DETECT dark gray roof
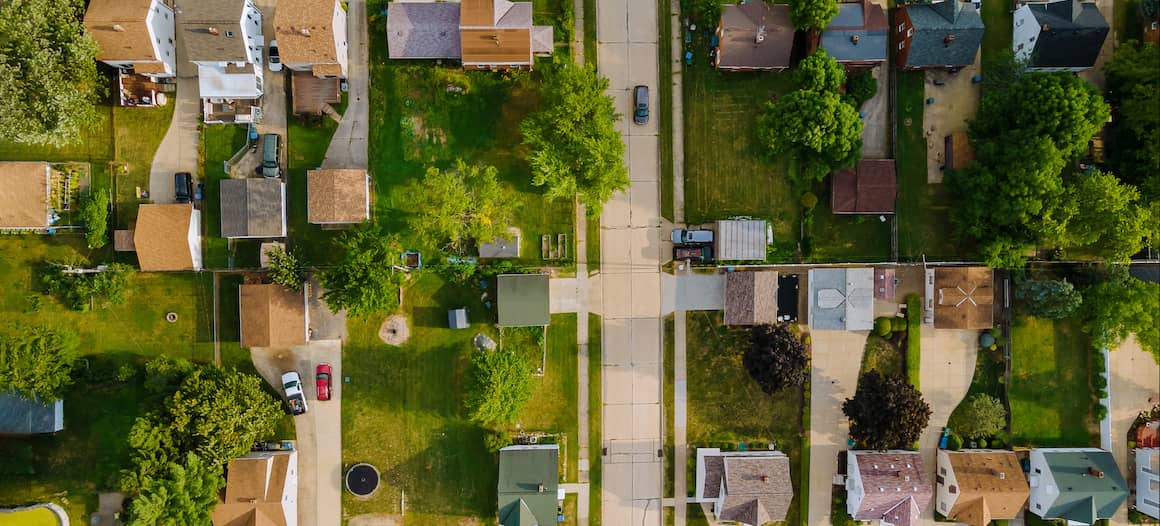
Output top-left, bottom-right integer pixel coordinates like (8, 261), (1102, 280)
(902, 1), (985, 68)
(1026, 1), (1108, 69)
(497, 274), (550, 327)
(0, 393), (63, 435)
(498, 445), (559, 526)
(822, 2), (889, 63)
(716, 2), (795, 70)
(386, 3), (461, 59)
(1130, 263), (1160, 283)
(220, 178), (286, 238)
(480, 234), (520, 259)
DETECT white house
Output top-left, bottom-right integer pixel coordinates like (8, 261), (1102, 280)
(1027, 448), (1128, 524)
(211, 450), (297, 526)
(1013, 0), (1109, 71)
(1137, 448), (1160, 519)
(84, 0), (177, 78)
(179, 0), (265, 123)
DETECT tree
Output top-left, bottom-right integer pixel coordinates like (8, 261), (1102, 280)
(264, 246), (305, 291)
(42, 262), (134, 311)
(789, 0), (840, 30)
(0, 0), (102, 145)
(408, 160), (515, 254)
(79, 192), (110, 249)
(1082, 268), (1160, 362)
(743, 324), (809, 394)
(125, 452), (224, 526)
(793, 50), (846, 94)
(1064, 170), (1154, 261)
(1104, 43), (1160, 199)
(521, 62), (628, 213)
(319, 224), (405, 317)
(842, 370), (932, 449)
(758, 90), (863, 184)
(0, 326), (80, 399)
(949, 394), (1007, 440)
(1014, 278), (1083, 320)
(969, 72), (1109, 159)
(845, 71), (878, 108)
(465, 349), (533, 426)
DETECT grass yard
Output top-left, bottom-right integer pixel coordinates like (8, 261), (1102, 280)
(1008, 315), (1097, 447)
(587, 313), (602, 525)
(947, 346), (1006, 437)
(286, 112), (343, 266)
(110, 105), (176, 229)
(507, 314), (580, 482)
(663, 315), (675, 498)
(685, 311), (804, 525)
(980, 0), (1015, 68)
(200, 124), (248, 269)
(658, 0), (674, 221)
(808, 197), (892, 262)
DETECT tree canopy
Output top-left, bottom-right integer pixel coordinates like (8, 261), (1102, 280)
(42, 262), (134, 311)
(465, 349), (533, 426)
(0, 326), (80, 399)
(843, 370), (932, 449)
(408, 160), (515, 254)
(319, 225), (405, 317)
(1081, 267), (1159, 362)
(125, 452), (225, 526)
(743, 324), (809, 394)
(264, 246), (305, 292)
(1014, 277), (1083, 320)
(0, 0), (102, 145)
(789, 0), (840, 31)
(521, 62), (628, 213)
(1104, 43), (1160, 200)
(948, 394), (1007, 440)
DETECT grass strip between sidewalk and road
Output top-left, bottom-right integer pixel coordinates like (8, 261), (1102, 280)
(588, 313), (603, 525)
(658, 0), (674, 221)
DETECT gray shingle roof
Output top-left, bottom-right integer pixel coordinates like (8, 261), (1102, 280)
(386, 3), (461, 59)
(220, 178), (286, 238)
(1039, 449), (1129, 522)
(822, 1), (889, 63)
(1025, 1), (1108, 69)
(716, 2), (794, 70)
(902, 1), (985, 68)
(178, 0), (250, 62)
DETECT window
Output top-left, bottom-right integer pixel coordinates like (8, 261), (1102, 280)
(907, 28), (914, 37)
(1036, 503), (1042, 510)
(898, 23), (906, 33)
(898, 42), (905, 50)
(1016, 18), (1023, 27)
(225, 31), (234, 38)
(940, 502), (947, 512)
(1035, 468), (1041, 474)
(949, 485), (957, 494)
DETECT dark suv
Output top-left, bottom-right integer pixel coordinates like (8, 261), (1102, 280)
(633, 85), (649, 125)
(174, 172), (193, 203)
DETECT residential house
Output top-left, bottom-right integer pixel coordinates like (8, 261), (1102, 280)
(497, 274), (550, 327)
(211, 450), (298, 526)
(0, 393), (63, 436)
(307, 169), (369, 225)
(1027, 448), (1129, 524)
(724, 271), (779, 326)
(831, 159), (897, 214)
(715, 219), (768, 261)
(239, 283), (308, 348)
(847, 450), (933, 526)
(692, 449), (794, 526)
(386, 0), (554, 71)
(935, 450), (1030, 526)
(808, 268), (875, 331)
(275, 0), (348, 114)
(1135, 420), (1159, 519)
(820, 0), (889, 68)
(0, 162), (51, 231)
(179, 0), (265, 123)
(715, 2), (795, 71)
(220, 178), (287, 239)
(1013, 0), (1109, 71)
(133, 204), (203, 271)
(895, 0), (985, 70)
(84, 0), (177, 106)
(925, 266), (993, 329)
(497, 444), (560, 526)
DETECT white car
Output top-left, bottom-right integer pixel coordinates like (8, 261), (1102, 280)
(281, 371), (307, 415)
(268, 40), (282, 72)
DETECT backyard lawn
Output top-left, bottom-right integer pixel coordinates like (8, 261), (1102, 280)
(201, 124), (249, 268)
(286, 111), (343, 266)
(980, 0), (1015, 68)
(1008, 315), (1098, 447)
(808, 196), (892, 262)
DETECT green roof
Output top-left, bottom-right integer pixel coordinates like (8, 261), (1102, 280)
(497, 445), (559, 526)
(497, 274), (550, 327)
(1042, 450), (1128, 521)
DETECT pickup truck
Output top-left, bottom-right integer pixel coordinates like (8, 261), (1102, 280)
(674, 245), (713, 262)
(281, 371), (308, 416)
(671, 229), (714, 244)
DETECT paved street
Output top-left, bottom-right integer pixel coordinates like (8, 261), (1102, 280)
(807, 330), (867, 526)
(322, 0), (369, 169)
(1108, 336), (1160, 525)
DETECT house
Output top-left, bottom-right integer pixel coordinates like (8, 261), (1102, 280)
(935, 450), (1029, 526)
(0, 162), (51, 231)
(497, 444), (560, 526)
(895, 0), (985, 70)
(807, 268), (875, 331)
(497, 274), (550, 327)
(275, 0), (348, 114)
(847, 450), (932, 526)
(211, 450), (298, 526)
(179, 0), (265, 123)
(240, 283), (308, 348)
(386, 0), (555, 71)
(84, 0), (176, 107)
(1013, 0), (1108, 71)
(724, 271), (778, 326)
(715, 219), (768, 261)
(221, 178), (287, 239)
(820, 0), (889, 68)
(134, 204), (203, 271)
(307, 169), (369, 225)
(1136, 421), (1160, 519)
(831, 159), (897, 214)
(925, 266), (993, 329)
(715, 2), (794, 71)
(1027, 448), (1128, 524)
(0, 393), (63, 435)
(692, 449), (794, 525)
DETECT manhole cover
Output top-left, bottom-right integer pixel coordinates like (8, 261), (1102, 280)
(346, 463), (380, 497)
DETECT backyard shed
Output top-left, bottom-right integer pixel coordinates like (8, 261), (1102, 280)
(479, 228), (521, 259)
(497, 274), (550, 327)
(449, 308), (468, 329)
(724, 271), (778, 326)
(0, 161), (51, 230)
(945, 132), (974, 171)
(714, 220), (767, 261)
(831, 159), (897, 214)
(0, 393), (63, 435)
(807, 268), (874, 331)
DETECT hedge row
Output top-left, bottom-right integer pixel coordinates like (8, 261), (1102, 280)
(906, 294), (922, 389)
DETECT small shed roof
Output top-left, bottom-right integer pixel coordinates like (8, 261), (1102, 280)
(933, 266), (993, 329)
(0, 162), (50, 229)
(715, 220), (767, 261)
(0, 393), (63, 435)
(724, 271), (778, 326)
(497, 274), (550, 327)
(240, 283), (307, 348)
(449, 308), (469, 329)
(831, 159), (897, 214)
(307, 169), (369, 224)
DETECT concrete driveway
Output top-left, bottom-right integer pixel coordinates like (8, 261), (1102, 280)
(1108, 335), (1160, 525)
(807, 330), (868, 526)
(322, 0), (369, 169)
(250, 340), (343, 526)
(149, 77), (200, 203)
(859, 66), (890, 159)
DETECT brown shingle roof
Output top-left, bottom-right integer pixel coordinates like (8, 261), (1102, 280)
(461, 0), (498, 26)
(274, 0), (342, 67)
(831, 159), (897, 214)
(0, 162), (49, 229)
(716, 3), (794, 70)
(134, 204), (199, 271)
(943, 451), (1030, 526)
(933, 267), (994, 329)
(851, 451), (932, 523)
(307, 169), (369, 224)
(212, 452), (294, 526)
(724, 271), (778, 326)
(178, 0), (248, 62)
(461, 28), (531, 64)
(84, 0), (159, 62)
(240, 284), (307, 348)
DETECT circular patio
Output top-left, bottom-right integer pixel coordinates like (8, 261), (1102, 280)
(345, 463), (380, 498)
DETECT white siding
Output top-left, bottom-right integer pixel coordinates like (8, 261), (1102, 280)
(1012, 4), (1040, 63)
(188, 209), (204, 270)
(935, 451), (961, 516)
(332, 0), (349, 76)
(846, 452), (866, 516)
(1138, 448), (1160, 519)
(147, 0), (177, 76)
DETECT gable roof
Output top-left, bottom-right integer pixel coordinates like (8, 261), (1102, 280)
(1026, 1), (1109, 69)
(0, 393), (63, 435)
(1039, 449), (1129, 521)
(497, 274), (550, 327)
(808, 268), (875, 330)
(498, 445), (559, 526)
(240, 284), (307, 348)
(717, 455), (794, 525)
(0, 162), (50, 229)
(307, 169), (369, 224)
(821, 0), (889, 63)
(831, 159), (897, 214)
(902, 1), (985, 68)
(944, 451), (1030, 526)
(716, 3), (794, 69)
(386, 3), (462, 59)
(221, 179), (286, 238)
(212, 451), (295, 526)
(850, 451), (932, 523)
(724, 271), (778, 326)
(84, 0), (162, 62)
(178, 0), (250, 62)
(274, 0), (343, 66)
(134, 204), (199, 271)
(933, 266), (993, 329)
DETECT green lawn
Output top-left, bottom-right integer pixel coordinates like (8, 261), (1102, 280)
(1009, 315), (1097, 446)
(509, 314), (580, 482)
(685, 311), (804, 525)
(111, 105), (176, 229)
(200, 124), (248, 268)
(663, 315), (675, 498)
(861, 334), (904, 378)
(947, 346), (1006, 435)
(0, 507), (59, 526)
(587, 313), (602, 526)
(286, 112), (343, 266)
(658, 0), (674, 221)
(980, 0), (1015, 68)
(808, 197), (892, 262)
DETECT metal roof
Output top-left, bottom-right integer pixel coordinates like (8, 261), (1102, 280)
(715, 220), (767, 261)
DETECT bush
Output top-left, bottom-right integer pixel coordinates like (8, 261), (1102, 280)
(1094, 402), (1108, 421)
(891, 317), (907, 332)
(42, 262), (134, 311)
(989, 436), (1006, 449)
(976, 438), (988, 448)
(947, 433), (963, 450)
(905, 294), (922, 388)
(800, 191), (819, 210)
(484, 431), (510, 453)
(79, 192), (110, 249)
(873, 317), (893, 337)
(846, 71), (878, 108)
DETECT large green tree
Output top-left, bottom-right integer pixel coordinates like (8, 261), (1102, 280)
(0, 326), (80, 399)
(949, 394), (1006, 440)
(793, 49), (846, 94)
(743, 324), (809, 394)
(465, 349), (533, 426)
(969, 72), (1109, 159)
(408, 160), (515, 254)
(521, 62), (628, 213)
(0, 0), (102, 145)
(843, 370), (932, 449)
(789, 0), (840, 31)
(80, 192), (110, 249)
(1064, 171), (1154, 261)
(125, 453), (225, 526)
(758, 90), (863, 184)
(1104, 43), (1160, 199)
(1014, 277), (1083, 320)
(1082, 268), (1159, 362)
(319, 224), (405, 317)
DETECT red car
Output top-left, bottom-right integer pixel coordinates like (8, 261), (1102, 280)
(315, 363), (332, 401)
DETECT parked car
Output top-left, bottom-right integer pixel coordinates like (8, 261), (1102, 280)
(174, 172), (193, 203)
(674, 245), (713, 262)
(281, 371), (308, 415)
(633, 85), (649, 125)
(268, 40), (282, 72)
(316, 363), (332, 401)
(671, 229), (713, 244)
(258, 134), (281, 178)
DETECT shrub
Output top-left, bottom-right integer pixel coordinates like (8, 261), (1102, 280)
(1094, 403), (1108, 421)
(977, 438), (988, 448)
(484, 431), (511, 453)
(265, 246), (305, 291)
(874, 317), (893, 337)
(949, 393), (1007, 440)
(905, 294), (922, 388)
(846, 71), (878, 108)
(801, 191), (819, 210)
(947, 433), (963, 450)
(79, 191), (110, 249)
(42, 262), (134, 311)
(990, 436), (1006, 449)
(891, 317), (907, 332)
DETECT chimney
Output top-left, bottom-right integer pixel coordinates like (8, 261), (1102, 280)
(761, 475), (770, 483)
(1088, 467), (1105, 478)
(208, 27), (220, 36)
(299, 27), (311, 36)
(851, 34), (860, 45)
(537, 483), (545, 493)
(756, 25), (766, 43)
(1041, 23), (1050, 31)
(944, 34), (956, 47)
(998, 471), (1006, 480)
(112, 24), (126, 32)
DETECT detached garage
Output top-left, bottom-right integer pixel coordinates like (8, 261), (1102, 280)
(714, 220), (767, 261)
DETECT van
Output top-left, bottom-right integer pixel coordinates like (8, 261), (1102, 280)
(633, 85), (649, 125)
(260, 134), (281, 178)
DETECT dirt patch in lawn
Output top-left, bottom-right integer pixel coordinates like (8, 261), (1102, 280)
(378, 315), (410, 345)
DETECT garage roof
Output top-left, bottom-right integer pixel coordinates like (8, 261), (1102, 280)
(715, 220), (767, 261)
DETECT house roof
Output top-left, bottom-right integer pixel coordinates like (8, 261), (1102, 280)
(831, 159), (897, 214)
(461, 28), (532, 64)
(933, 266), (993, 329)
(1037, 449), (1129, 522)
(0, 162), (49, 229)
(715, 220), (767, 261)
(84, 0), (161, 62)
(274, 0), (342, 66)
(1026, 0), (1109, 69)
(717, 3), (794, 69)
(724, 271), (778, 326)
(696, 450), (793, 525)
(240, 284), (307, 348)
(307, 169), (369, 224)
(850, 451), (932, 523)
(902, 1), (985, 68)
(386, 3), (462, 59)
(807, 268), (875, 331)
(497, 274), (550, 327)
(821, 0), (889, 63)
(221, 178), (286, 238)
(178, 0), (249, 62)
(134, 204), (198, 271)
(480, 229), (521, 258)
(212, 451), (295, 526)
(0, 393), (63, 435)
(943, 451), (1030, 526)
(497, 445), (559, 526)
